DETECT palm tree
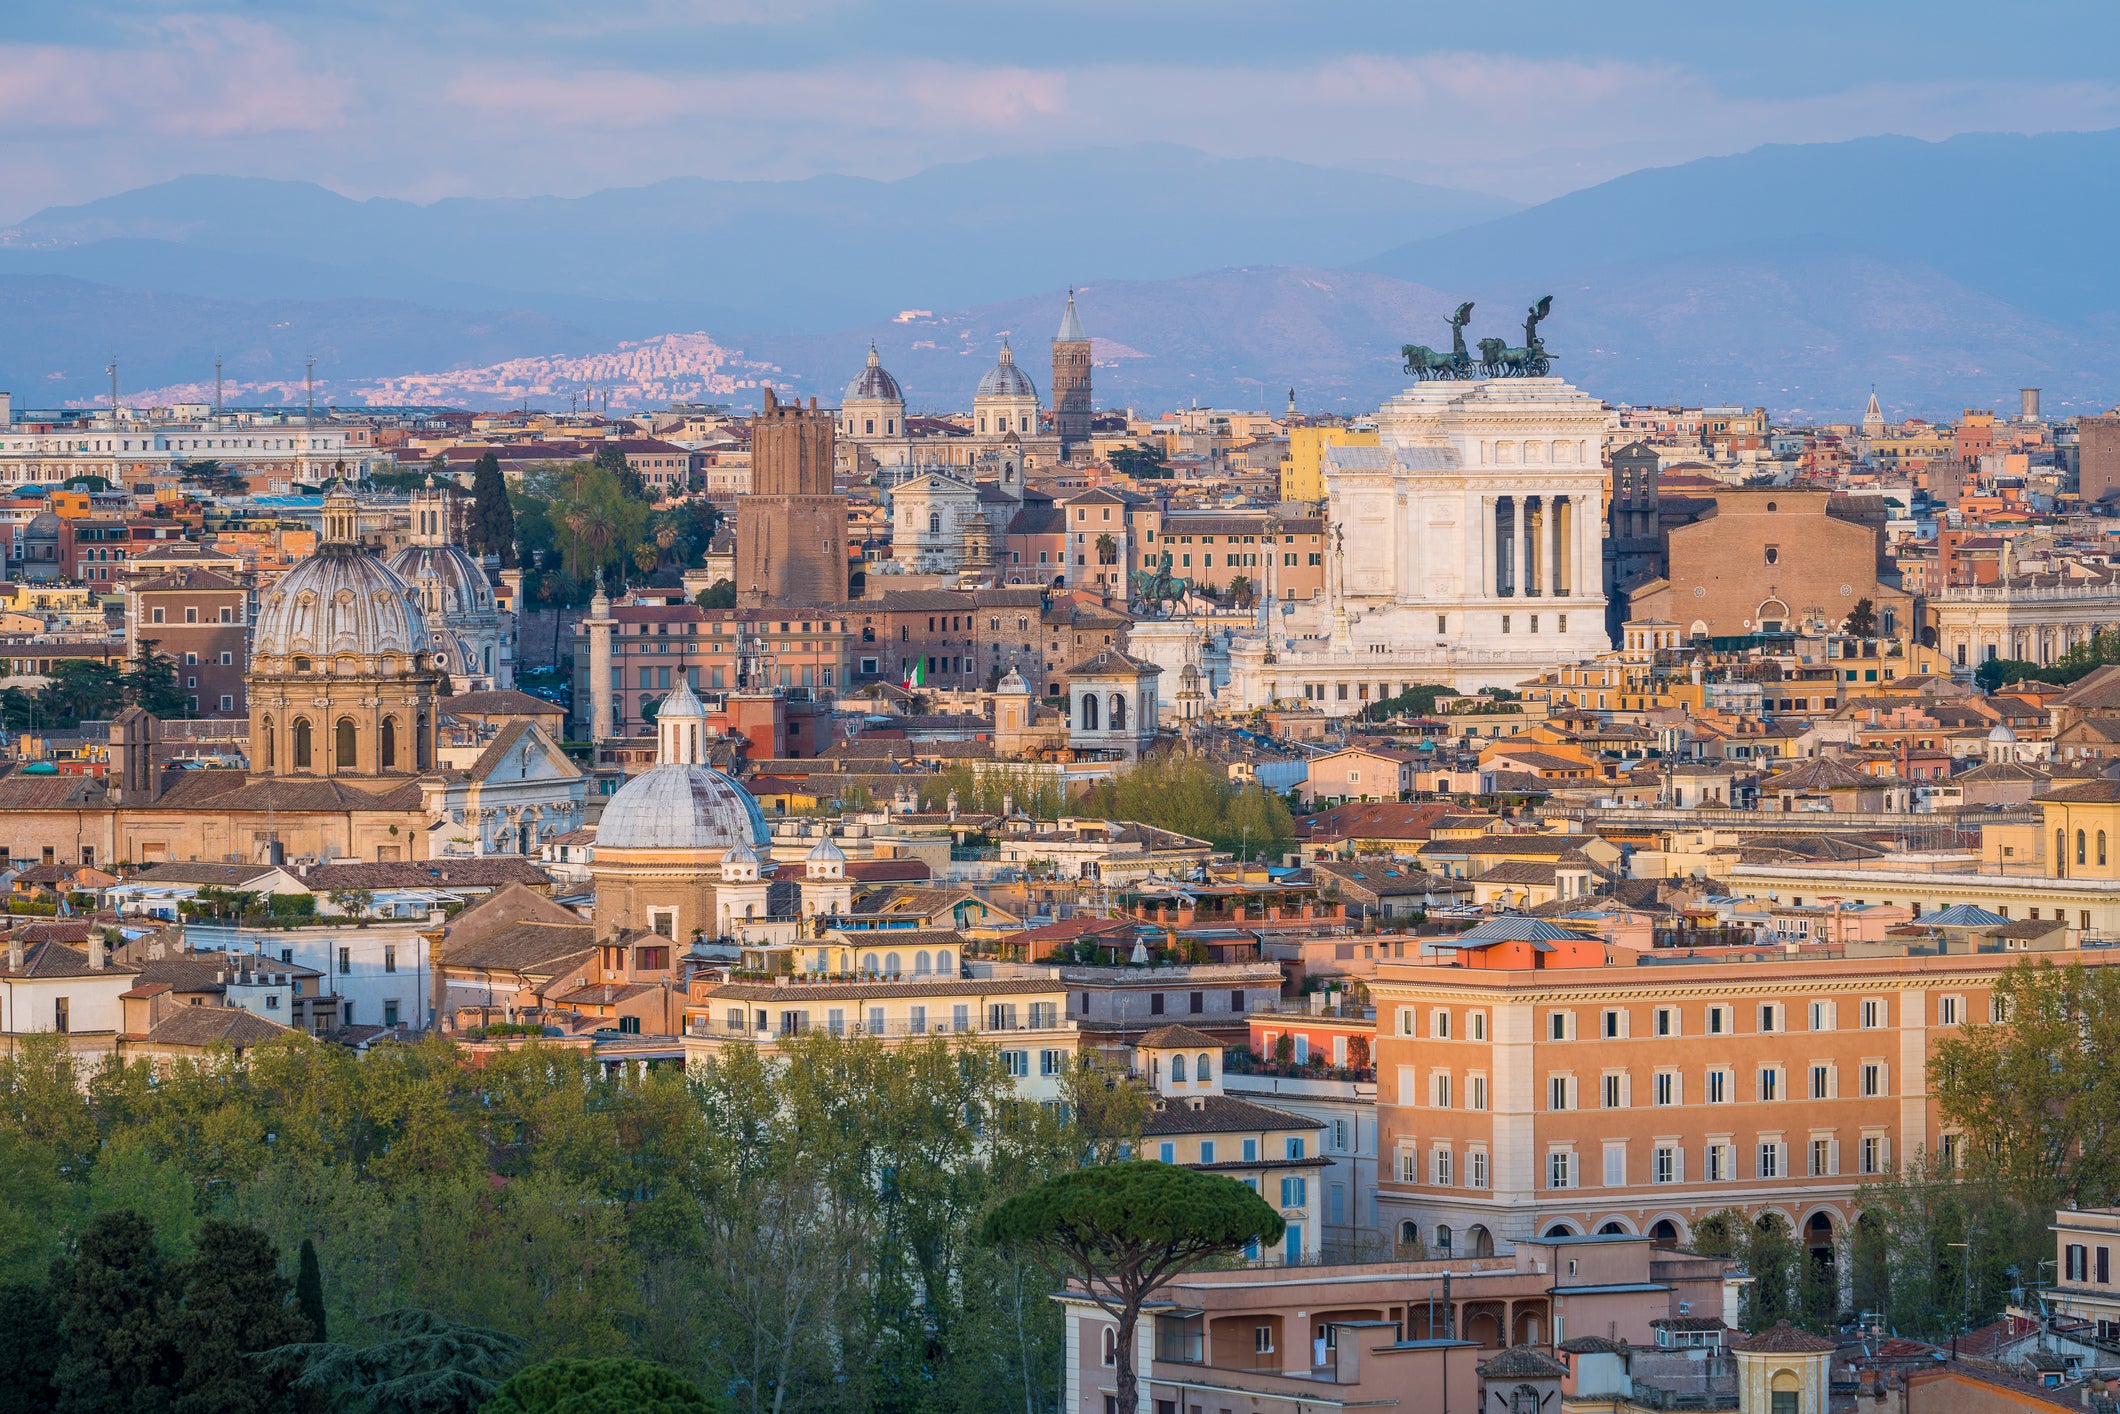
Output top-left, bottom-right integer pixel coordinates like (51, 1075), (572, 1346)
(633, 541), (660, 576)
(1095, 532), (1117, 565)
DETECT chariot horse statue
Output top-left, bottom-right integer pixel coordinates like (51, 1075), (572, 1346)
(1402, 302), (1477, 379)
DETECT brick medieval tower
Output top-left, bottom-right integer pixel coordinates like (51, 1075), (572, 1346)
(1051, 289), (1092, 461)
(737, 386), (848, 607)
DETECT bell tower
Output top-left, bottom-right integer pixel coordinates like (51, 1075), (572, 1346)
(1051, 289), (1092, 461)
(736, 386), (848, 607)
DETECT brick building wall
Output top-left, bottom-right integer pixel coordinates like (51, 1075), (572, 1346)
(127, 569), (249, 716)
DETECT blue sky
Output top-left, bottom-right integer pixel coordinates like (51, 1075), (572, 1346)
(5, 1), (2119, 218)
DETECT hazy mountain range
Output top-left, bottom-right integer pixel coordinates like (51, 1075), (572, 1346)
(1, 133), (2116, 421)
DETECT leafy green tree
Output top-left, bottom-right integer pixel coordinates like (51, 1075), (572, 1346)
(1931, 958), (2120, 1213)
(1107, 446), (1168, 479)
(124, 640), (187, 718)
(593, 444), (649, 501)
(466, 454), (515, 565)
(168, 1219), (313, 1414)
(1078, 756), (1295, 859)
(481, 1357), (714, 1414)
(982, 1163), (1284, 1414)
(693, 581), (735, 610)
(1841, 597), (1878, 637)
(51, 1208), (180, 1412)
(1363, 683), (1452, 721)
(0, 1280), (62, 1414)
(39, 659), (125, 728)
(271, 1307), (523, 1414)
(294, 1239), (326, 1342)
(543, 463), (650, 586)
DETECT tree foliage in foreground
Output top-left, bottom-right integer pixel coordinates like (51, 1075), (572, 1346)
(0, 1027), (1143, 1414)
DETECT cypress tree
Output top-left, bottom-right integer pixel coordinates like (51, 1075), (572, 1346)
(167, 1219), (309, 1414)
(467, 452), (516, 565)
(50, 1208), (178, 1413)
(0, 1280), (61, 1414)
(293, 1239), (325, 1343)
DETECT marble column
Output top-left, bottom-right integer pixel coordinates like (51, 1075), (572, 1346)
(1553, 496), (1572, 597)
(1524, 497), (1543, 597)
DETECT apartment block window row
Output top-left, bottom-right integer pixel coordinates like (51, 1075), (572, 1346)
(1527, 996), (1899, 1040)
(1398, 1007), (1487, 1040)
(1541, 1061), (1880, 1110)
(1525, 1135), (1883, 1189)
(1395, 1145), (1489, 1189)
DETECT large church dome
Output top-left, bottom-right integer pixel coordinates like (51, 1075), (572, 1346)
(976, 342), (1038, 401)
(385, 542), (496, 618)
(592, 679), (772, 852)
(252, 544), (431, 664)
(846, 344), (904, 402)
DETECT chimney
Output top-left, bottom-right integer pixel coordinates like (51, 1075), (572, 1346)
(6, 938), (21, 972)
(89, 938), (106, 970)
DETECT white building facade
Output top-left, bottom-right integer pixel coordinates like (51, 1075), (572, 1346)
(1227, 376), (1612, 708)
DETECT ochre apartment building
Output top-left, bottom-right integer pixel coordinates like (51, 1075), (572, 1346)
(1369, 944), (2120, 1261)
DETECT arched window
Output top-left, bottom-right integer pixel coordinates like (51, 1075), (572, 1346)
(1101, 1328), (1117, 1367)
(1171, 1054), (1187, 1082)
(1196, 1052), (1212, 1082)
(380, 716), (398, 769)
(261, 717), (275, 772)
(861, 952), (879, 975)
(1080, 694), (1100, 730)
(1110, 693), (1127, 730)
(335, 718), (357, 768)
(928, 512), (941, 534)
(914, 951), (932, 976)
(2102, 831), (2109, 867)
(416, 714), (430, 769)
(1399, 1220), (1419, 1246)
(2080, 829), (2088, 866)
(935, 950), (953, 973)
(1435, 1224), (1453, 1252)
(885, 952), (901, 976)
(2059, 829), (2069, 873)
(292, 718), (312, 769)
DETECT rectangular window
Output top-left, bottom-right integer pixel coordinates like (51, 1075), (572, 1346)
(1243, 1138), (1258, 1162)
(1810, 1138), (1835, 1177)
(1468, 1074), (1488, 1110)
(383, 1000), (400, 1027)
(1400, 1150), (1419, 1183)
(1706, 1068), (1730, 1104)
(1809, 1000), (1836, 1032)
(1654, 1146), (1677, 1184)
(1939, 995), (1961, 1025)
(1654, 1006), (1678, 1036)
(383, 946), (397, 973)
(1549, 1011), (1571, 1041)
(1860, 998), (1886, 1029)
(1811, 1064), (1833, 1100)
(2067, 1244), (2088, 1283)
(1286, 1137), (1305, 1160)
(1469, 1150), (1488, 1189)
(1861, 1062), (1885, 1097)
(1470, 1011), (1487, 1041)
(1706, 1143), (1731, 1182)
(1602, 1073), (1624, 1109)
(1860, 1136), (1885, 1174)
(1199, 1140), (1216, 1164)
(1603, 1145), (1626, 1187)
(1431, 1073), (1453, 1108)
(1433, 1010), (1452, 1039)
(1758, 1142), (1782, 1179)
(1159, 1141), (1176, 1164)
(1706, 1005), (1728, 1035)
(1602, 1008), (1623, 1038)
(1759, 1067), (1780, 1101)
(1654, 1071), (1679, 1106)
(1548, 1150), (1575, 1189)
(868, 1006), (886, 1033)
(1433, 1149), (1454, 1187)
(337, 947), (351, 975)
(1759, 1003), (1780, 1033)
(1279, 1176), (1308, 1207)
(1548, 1075), (1573, 1111)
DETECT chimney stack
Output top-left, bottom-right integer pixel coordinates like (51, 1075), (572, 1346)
(2021, 387), (2042, 421)
(89, 938), (106, 970)
(6, 938), (22, 972)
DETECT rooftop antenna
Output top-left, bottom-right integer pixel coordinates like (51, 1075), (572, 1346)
(215, 356), (223, 415)
(106, 358), (118, 425)
(305, 357), (315, 424)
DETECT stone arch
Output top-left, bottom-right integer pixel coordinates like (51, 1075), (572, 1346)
(1171, 1054), (1188, 1082)
(260, 716), (275, 772)
(292, 717), (313, 769)
(1080, 693), (1100, 730)
(1757, 598), (1791, 631)
(1648, 1216), (1686, 1247)
(380, 715), (399, 769)
(1196, 1051), (1212, 1081)
(1465, 1224), (1495, 1258)
(1541, 1221), (1578, 1238)
(335, 717), (358, 768)
(1596, 1218), (1635, 1235)
(1109, 692), (1128, 731)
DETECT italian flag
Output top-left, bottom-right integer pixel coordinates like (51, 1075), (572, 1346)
(903, 658), (925, 689)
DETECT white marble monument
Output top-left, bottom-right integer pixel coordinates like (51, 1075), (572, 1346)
(1226, 375), (1611, 712)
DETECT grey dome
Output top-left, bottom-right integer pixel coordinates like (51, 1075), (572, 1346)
(846, 344), (904, 402)
(806, 836), (846, 862)
(253, 544), (432, 662)
(976, 342), (1038, 401)
(385, 543), (496, 617)
(594, 763), (772, 852)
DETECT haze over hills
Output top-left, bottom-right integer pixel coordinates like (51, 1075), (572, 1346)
(0, 146), (1515, 339)
(2, 131), (2116, 420)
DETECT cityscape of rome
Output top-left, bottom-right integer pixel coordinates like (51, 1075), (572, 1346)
(7, 5), (2120, 1414)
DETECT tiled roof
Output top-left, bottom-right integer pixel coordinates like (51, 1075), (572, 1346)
(1729, 1323), (1836, 1354)
(1141, 1093), (1322, 1137)
(439, 920), (594, 975)
(0, 940), (140, 980)
(132, 1007), (299, 1049)
(1135, 1024), (1223, 1050)
(442, 689), (566, 718)
(304, 858), (553, 892)
(1477, 1346), (1569, 1378)
(124, 862), (290, 887)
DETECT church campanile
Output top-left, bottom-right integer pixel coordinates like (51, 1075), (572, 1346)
(1051, 289), (1092, 461)
(737, 386), (848, 607)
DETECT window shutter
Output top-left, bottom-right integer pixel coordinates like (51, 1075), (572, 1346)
(1398, 1066), (1418, 1106)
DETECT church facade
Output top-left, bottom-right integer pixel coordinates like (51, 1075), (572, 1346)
(1226, 375), (1612, 708)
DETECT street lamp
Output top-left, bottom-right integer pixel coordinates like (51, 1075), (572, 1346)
(1948, 1238), (1974, 1357)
